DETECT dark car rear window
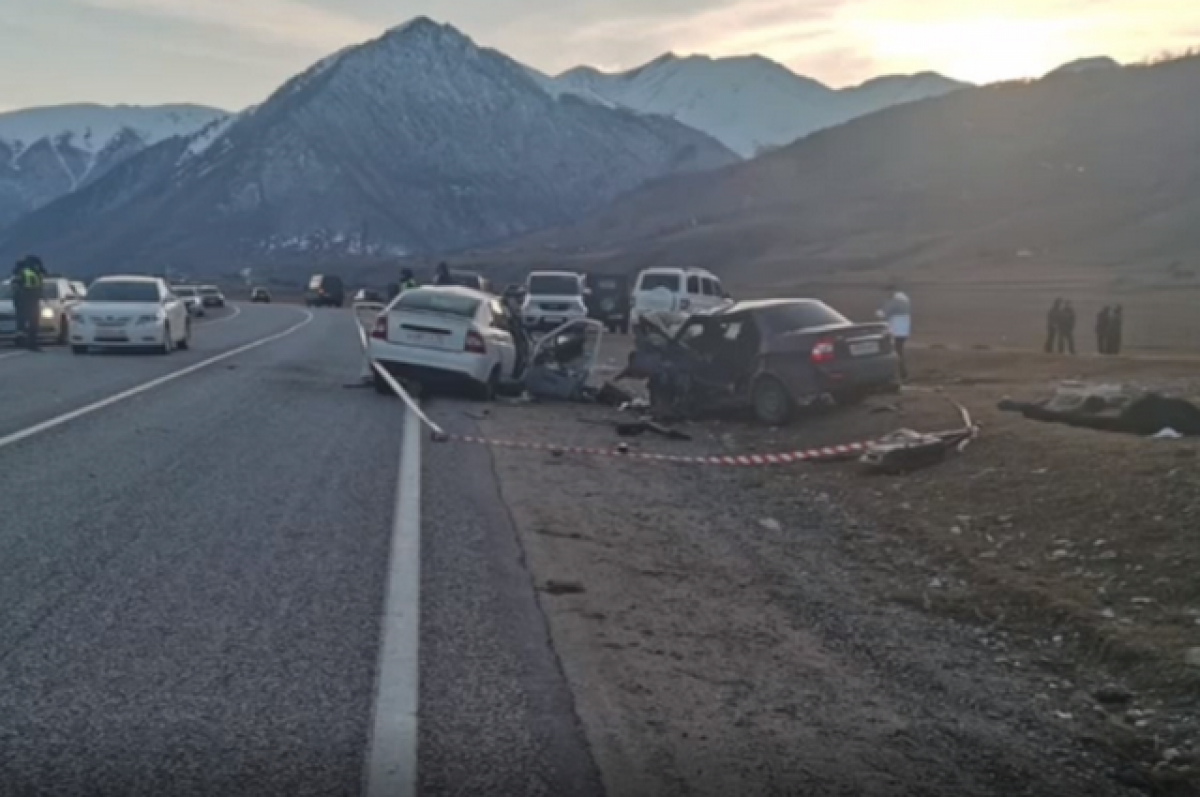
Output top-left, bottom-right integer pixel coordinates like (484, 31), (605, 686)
(756, 302), (849, 334)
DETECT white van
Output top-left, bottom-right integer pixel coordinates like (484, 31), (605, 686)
(522, 270), (589, 331)
(631, 267), (730, 328)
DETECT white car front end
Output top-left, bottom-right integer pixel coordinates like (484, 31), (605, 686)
(522, 294), (588, 331)
(71, 302), (172, 348)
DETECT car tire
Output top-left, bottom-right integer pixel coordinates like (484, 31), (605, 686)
(178, 320), (191, 350)
(71, 345), (87, 355)
(475, 366), (500, 402)
(159, 325), (174, 355)
(752, 375), (795, 426)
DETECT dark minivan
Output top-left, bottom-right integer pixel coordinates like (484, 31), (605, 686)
(306, 274), (345, 308)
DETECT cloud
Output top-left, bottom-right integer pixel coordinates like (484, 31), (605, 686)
(70, 0), (379, 51)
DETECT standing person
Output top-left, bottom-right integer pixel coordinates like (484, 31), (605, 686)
(1058, 300), (1077, 354)
(1095, 306), (1112, 354)
(11, 255), (46, 352)
(878, 284), (912, 382)
(399, 268), (419, 292)
(1108, 305), (1124, 355)
(433, 262), (454, 286)
(1044, 299), (1063, 354)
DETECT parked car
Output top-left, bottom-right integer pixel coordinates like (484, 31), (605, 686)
(250, 287), (272, 304)
(199, 285), (226, 308)
(522, 271), (588, 332)
(69, 276), (191, 354)
(631, 267), (729, 330)
(584, 273), (631, 334)
(306, 274), (344, 307)
(172, 286), (206, 317)
(626, 299), (898, 425)
(368, 286), (521, 400)
(352, 288), (385, 304)
(0, 277), (85, 345)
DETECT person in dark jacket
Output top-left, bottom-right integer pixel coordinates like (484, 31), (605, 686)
(1095, 306), (1112, 354)
(1107, 305), (1124, 355)
(1057, 300), (1076, 354)
(399, 268), (419, 292)
(1044, 299), (1063, 353)
(11, 255), (47, 351)
(433, 262), (454, 286)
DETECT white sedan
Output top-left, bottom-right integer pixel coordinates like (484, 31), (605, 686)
(367, 286), (520, 399)
(69, 276), (192, 354)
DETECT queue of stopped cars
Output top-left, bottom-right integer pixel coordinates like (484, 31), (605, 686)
(368, 286), (521, 399)
(69, 276), (192, 355)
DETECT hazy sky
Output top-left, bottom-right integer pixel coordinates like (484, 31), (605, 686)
(1, 0), (1197, 111)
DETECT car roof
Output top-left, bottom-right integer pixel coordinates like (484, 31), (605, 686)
(404, 285), (492, 300)
(696, 299), (825, 317)
(638, 267), (717, 277)
(94, 275), (161, 284)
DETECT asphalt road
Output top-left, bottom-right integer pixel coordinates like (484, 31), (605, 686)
(0, 305), (601, 796)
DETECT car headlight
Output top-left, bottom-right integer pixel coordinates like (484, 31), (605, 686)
(40, 307), (54, 319)
(135, 315), (161, 325)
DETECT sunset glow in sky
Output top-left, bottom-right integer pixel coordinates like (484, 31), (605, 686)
(0, 0), (1196, 110)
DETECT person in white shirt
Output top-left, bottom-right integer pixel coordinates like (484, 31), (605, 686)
(878, 285), (911, 381)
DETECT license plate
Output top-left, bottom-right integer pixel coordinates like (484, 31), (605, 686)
(405, 331), (443, 347)
(97, 335), (128, 342)
(849, 340), (881, 356)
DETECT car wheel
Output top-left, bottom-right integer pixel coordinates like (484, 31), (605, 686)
(475, 366), (500, 401)
(159, 324), (174, 355)
(178, 320), (191, 350)
(71, 345), (87, 355)
(752, 375), (795, 426)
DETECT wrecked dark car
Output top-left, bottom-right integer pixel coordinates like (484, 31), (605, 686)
(621, 300), (900, 425)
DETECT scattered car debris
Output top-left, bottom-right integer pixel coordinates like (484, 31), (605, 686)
(860, 399), (978, 474)
(524, 319), (605, 402)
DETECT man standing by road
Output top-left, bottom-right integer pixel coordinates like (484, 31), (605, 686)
(399, 268), (419, 292)
(1058, 300), (1077, 354)
(1044, 299), (1063, 353)
(879, 284), (911, 382)
(433, 262), (455, 286)
(11, 255), (47, 352)
(1095, 306), (1112, 354)
(1108, 305), (1125, 355)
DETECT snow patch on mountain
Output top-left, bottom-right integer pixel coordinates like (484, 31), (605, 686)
(0, 104), (227, 155)
(547, 54), (970, 157)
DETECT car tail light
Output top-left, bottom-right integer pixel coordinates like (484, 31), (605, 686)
(464, 329), (486, 354)
(811, 338), (836, 365)
(371, 316), (388, 340)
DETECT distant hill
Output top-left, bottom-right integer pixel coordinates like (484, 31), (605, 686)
(0, 104), (226, 231)
(0, 19), (734, 275)
(535, 54), (968, 157)
(516, 54), (1200, 286)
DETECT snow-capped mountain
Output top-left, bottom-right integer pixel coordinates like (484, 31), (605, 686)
(546, 54), (970, 157)
(0, 104), (227, 230)
(0, 19), (734, 274)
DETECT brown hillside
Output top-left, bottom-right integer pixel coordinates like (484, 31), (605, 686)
(513, 54), (1200, 291)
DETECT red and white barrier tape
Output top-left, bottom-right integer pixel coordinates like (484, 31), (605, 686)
(442, 434), (869, 465)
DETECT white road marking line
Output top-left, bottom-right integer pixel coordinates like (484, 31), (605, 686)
(198, 303), (243, 326)
(364, 406), (422, 797)
(0, 309), (314, 452)
(0, 351), (27, 362)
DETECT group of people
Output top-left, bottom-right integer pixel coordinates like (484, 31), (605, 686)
(8, 255), (48, 352)
(1044, 299), (1123, 356)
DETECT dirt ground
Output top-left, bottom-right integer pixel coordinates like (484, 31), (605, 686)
(472, 339), (1200, 796)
